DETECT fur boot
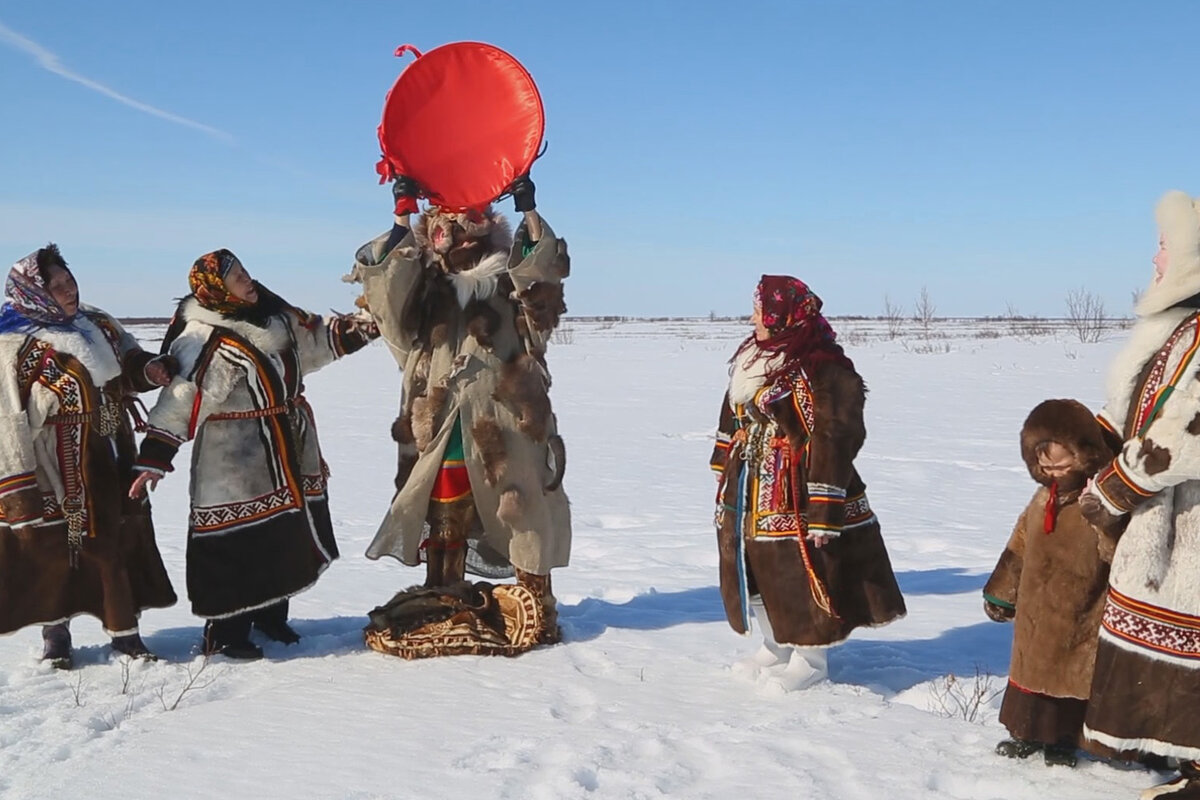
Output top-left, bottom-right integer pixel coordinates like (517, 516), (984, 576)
(735, 598), (792, 672)
(41, 623), (72, 670)
(516, 568), (560, 644)
(111, 632), (159, 661)
(426, 497), (475, 587)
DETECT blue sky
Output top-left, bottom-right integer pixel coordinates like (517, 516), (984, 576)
(2, 1), (1199, 318)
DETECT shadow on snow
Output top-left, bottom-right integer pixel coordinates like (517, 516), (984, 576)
(894, 567), (989, 597)
(560, 586), (727, 643)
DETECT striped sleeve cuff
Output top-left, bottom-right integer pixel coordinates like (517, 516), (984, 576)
(710, 434), (732, 475)
(135, 428), (181, 474)
(0, 485), (43, 528)
(0, 471), (38, 500)
(807, 482), (846, 537)
(1092, 458), (1153, 514)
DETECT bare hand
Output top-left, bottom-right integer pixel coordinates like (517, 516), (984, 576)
(808, 533), (831, 548)
(129, 471), (161, 498)
(145, 361), (171, 387)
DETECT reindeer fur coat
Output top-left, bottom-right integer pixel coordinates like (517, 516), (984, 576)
(983, 400), (1114, 703)
(350, 212), (571, 576)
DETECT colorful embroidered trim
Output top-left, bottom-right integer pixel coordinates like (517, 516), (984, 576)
(1101, 586), (1200, 660)
(0, 471), (37, 499)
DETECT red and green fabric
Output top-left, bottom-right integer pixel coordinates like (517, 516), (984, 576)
(430, 420), (471, 503)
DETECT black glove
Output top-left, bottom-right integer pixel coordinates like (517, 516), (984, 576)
(507, 174), (536, 213)
(392, 175), (422, 215)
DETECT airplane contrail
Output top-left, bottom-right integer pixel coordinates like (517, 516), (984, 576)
(0, 19), (234, 143)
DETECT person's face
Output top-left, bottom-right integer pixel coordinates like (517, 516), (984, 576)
(225, 261), (258, 303)
(751, 301), (769, 342)
(1153, 235), (1169, 285)
(45, 264), (78, 316)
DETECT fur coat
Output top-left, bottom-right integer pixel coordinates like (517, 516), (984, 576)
(710, 346), (906, 646)
(1082, 190), (1200, 760)
(348, 212), (572, 576)
(983, 400), (1113, 704)
(0, 306), (176, 634)
(135, 298), (372, 619)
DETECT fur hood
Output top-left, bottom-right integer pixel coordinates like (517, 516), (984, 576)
(1137, 190), (1200, 317)
(413, 207), (514, 308)
(1020, 398), (1113, 489)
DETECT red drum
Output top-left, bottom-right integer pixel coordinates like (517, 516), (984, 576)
(376, 42), (545, 212)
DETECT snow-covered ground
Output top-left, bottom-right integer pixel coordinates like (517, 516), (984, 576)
(0, 318), (1164, 799)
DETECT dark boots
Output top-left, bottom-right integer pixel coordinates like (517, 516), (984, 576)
(253, 601), (300, 645)
(516, 569), (561, 644)
(1042, 742), (1078, 768)
(41, 623), (72, 670)
(203, 616), (263, 660)
(996, 737), (1076, 768)
(995, 738), (1042, 759)
(111, 632), (159, 661)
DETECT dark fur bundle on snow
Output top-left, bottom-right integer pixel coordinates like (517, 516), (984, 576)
(366, 581), (503, 637)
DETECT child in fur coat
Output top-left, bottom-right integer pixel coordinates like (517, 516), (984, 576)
(983, 398), (1115, 767)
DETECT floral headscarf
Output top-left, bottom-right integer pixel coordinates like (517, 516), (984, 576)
(189, 249), (254, 314)
(0, 245), (81, 335)
(737, 274), (853, 381)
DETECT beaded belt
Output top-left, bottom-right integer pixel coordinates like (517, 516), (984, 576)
(45, 402), (123, 437)
(207, 395), (309, 422)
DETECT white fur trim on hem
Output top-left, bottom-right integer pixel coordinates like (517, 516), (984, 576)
(201, 561), (328, 621)
(104, 626), (140, 638)
(1083, 724), (1200, 762)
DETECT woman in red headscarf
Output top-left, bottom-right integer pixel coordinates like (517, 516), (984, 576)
(710, 275), (906, 690)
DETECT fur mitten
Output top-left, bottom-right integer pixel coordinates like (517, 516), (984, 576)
(984, 598), (1015, 623)
(1079, 489), (1128, 539)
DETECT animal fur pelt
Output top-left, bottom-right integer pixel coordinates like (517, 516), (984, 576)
(363, 581), (546, 659)
(367, 581), (498, 637)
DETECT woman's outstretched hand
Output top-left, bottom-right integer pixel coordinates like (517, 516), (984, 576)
(129, 471), (161, 499)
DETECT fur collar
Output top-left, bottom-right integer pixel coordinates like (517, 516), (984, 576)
(1137, 190), (1200, 316)
(447, 251), (508, 308)
(1104, 305), (1196, 422)
(176, 296), (293, 355)
(31, 310), (122, 386)
(728, 345), (783, 405)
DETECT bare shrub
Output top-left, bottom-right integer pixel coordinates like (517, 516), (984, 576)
(882, 295), (905, 340)
(551, 322), (575, 346)
(839, 328), (868, 347)
(913, 286), (936, 339)
(927, 664), (1004, 723)
(157, 656), (226, 712)
(1065, 288), (1107, 343)
(902, 340), (952, 355)
(69, 672), (88, 708)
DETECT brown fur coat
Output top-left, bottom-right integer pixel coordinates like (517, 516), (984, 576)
(712, 354), (906, 646)
(984, 399), (1114, 699)
(350, 211), (572, 576)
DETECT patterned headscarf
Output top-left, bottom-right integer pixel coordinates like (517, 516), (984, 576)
(736, 274), (853, 381)
(189, 249), (254, 314)
(0, 246), (80, 335)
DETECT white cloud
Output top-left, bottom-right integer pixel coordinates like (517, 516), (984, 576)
(0, 19), (234, 143)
